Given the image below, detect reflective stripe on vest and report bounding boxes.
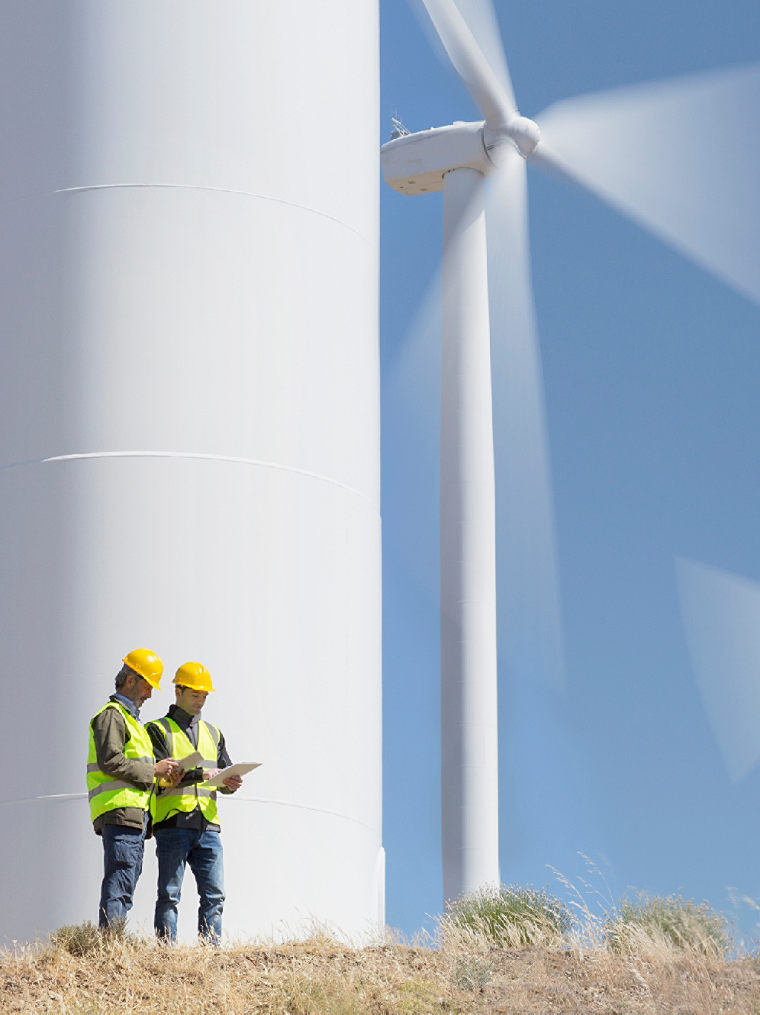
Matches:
[87,701,154,823]
[148,716,221,826]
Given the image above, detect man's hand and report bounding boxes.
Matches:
[202,768,221,781]
[167,766,184,787]
[154,759,180,782]
[223,774,243,791]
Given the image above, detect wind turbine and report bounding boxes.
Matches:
[381,0,760,905]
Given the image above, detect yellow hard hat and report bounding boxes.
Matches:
[122,648,163,690]
[173,661,215,693]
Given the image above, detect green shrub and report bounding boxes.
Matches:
[48,921,103,957]
[443,884,571,949]
[48,918,140,956]
[605,894,730,957]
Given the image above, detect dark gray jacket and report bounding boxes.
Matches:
[147,705,234,832]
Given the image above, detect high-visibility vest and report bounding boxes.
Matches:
[87,701,155,823]
[148,716,221,826]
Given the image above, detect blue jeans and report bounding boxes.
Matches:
[98,820,147,930]
[154,827,225,944]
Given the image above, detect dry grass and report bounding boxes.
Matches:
[1,930,759,1015]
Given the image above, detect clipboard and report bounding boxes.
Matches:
[204,762,261,788]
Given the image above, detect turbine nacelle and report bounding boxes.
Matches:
[381,116,540,197]
[381,121,488,196]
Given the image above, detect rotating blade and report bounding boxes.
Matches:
[535,64,760,306]
[450,0,517,115]
[676,557,760,781]
[418,0,516,125]
[486,148,565,692]
[383,270,442,606]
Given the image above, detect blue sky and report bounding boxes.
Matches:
[379,0,760,943]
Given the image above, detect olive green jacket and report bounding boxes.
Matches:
[90,697,155,834]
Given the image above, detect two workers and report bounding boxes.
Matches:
[87,648,241,943]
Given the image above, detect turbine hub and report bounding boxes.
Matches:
[509,116,542,157]
[484,115,541,164]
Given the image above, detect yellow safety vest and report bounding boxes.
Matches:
[87,701,155,823]
[148,717,221,826]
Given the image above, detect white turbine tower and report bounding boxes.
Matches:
[0,1,381,945]
[382,0,760,905]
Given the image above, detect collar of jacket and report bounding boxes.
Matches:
[168,704,199,731]
[111,692,140,720]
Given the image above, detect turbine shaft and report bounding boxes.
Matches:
[441,167,500,901]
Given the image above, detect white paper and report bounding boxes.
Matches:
[204,762,261,788]
[176,751,205,770]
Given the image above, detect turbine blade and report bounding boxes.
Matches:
[486,149,565,692]
[417,0,516,125]
[535,64,760,306]
[383,270,442,606]
[451,0,517,114]
[676,557,760,781]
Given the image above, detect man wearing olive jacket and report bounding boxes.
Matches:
[87,649,180,931]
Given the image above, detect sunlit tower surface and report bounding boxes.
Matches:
[0,1,382,943]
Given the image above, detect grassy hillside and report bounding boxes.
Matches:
[2,929,759,1014]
